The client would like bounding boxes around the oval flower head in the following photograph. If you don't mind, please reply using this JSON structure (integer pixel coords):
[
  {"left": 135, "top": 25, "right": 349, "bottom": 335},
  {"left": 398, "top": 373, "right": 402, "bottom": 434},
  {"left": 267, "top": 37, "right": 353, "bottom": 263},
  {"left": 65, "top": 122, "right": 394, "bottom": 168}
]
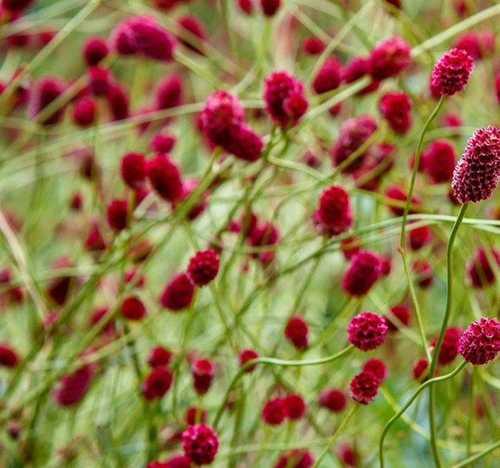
[
  {"left": 451, "top": 126, "right": 500, "bottom": 203},
  {"left": 431, "top": 48, "right": 474, "bottom": 97}
]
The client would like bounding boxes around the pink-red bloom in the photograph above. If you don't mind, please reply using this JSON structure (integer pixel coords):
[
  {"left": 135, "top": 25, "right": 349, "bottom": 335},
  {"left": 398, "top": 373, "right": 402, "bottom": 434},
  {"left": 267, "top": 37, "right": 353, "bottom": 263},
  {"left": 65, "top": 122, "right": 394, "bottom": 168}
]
[
  {"left": 285, "top": 315, "right": 309, "bottom": 350},
  {"left": 342, "top": 251, "right": 382, "bottom": 297},
  {"left": 182, "top": 424, "right": 219, "bottom": 465},
  {"left": 160, "top": 273, "right": 195, "bottom": 311},
  {"left": 348, "top": 312, "right": 388, "bottom": 351},
  {"left": 187, "top": 249, "right": 220, "bottom": 287},
  {"left": 350, "top": 370, "right": 380, "bottom": 405},
  {"left": 430, "top": 48, "right": 474, "bottom": 97},
  {"left": 458, "top": 318, "right": 499, "bottom": 365},
  {"left": 313, "top": 185, "right": 353, "bottom": 236},
  {"left": 319, "top": 388, "right": 347, "bottom": 413},
  {"left": 312, "top": 58, "right": 342, "bottom": 95},
  {"left": 421, "top": 139, "right": 457, "bottom": 183},
  {"left": 378, "top": 91, "right": 412, "bottom": 134},
  {"left": 369, "top": 37, "right": 411, "bottom": 81}
]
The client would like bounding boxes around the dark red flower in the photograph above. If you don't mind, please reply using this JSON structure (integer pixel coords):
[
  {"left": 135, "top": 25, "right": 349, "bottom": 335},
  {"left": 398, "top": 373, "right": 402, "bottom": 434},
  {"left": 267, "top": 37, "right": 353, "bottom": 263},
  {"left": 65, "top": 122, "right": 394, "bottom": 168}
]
[
  {"left": 28, "top": 76, "right": 66, "bottom": 125},
  {"left": 378, "top": 91, "right": 412, "bottom": 134},
  {"left": 412, "top": 358, "right": 429, "bottom": 381},
  {"left": 88, "top": 66, "right": 112, "bottom": 96},
  {"left": 369, "top": 37, "right": 411, "bottom": 81},
  {"left": 342, "top": 250, "right": 382, "bottom": 297},
  {"left": 192, "top": 358, "right": 215, "bottom": 395},
  {"left": 285, "top": 315, "right": 309, "bottom": 350},
  {"left": 275, "top": 450, "right": 314, "bottom": 468},
  {"left": 260, "top": 0, "right": 281, "bottom": 17},
  {"left": 107, "top": 82, "right": 130, "bottom": 120},
  {"left": 350, "top": 370, "right": 380, "bottom": 405},
  {"left": 363, "top": 358, "right": 388, "bottom": 383},
  {"left": 148, "top": 455, "right": 191, "bottom": 468},
  {"left": 72, "top": 96, "right": 97, "bottom": 127},
  {"left": 121, "top": 152, "right": 147, "bottom": 190},
  {"left": 330, "top": 116, "right": 377, "bottom": 173},
  {"left": 83, "top": 36, "right": 109, "bottom": 66},
  {"left": 264, "top": 71, "right": 308, "bottom": 127},
  {"left": 430, "top": 48, "right": 474, "bottom": 97},
  {"left": 348, "top": 311, "right": 388, "bottom": 351},
  {"left": 409, "top": 225, "right": 432, "bottom": 251},
  {"left": 160, "top": 273, "right": 195, "bottom": 312},
  {"left": 337, "top": 443, "right": 359, "bottom": 466},
  {"left": 182, "top": 424, "right": 219, "bottom": 465},
  {"left": 386, "top": 304, "right": 411, "bottom": 332},
  {"left": 312, "top": 58, "right": 342, "bottom": 95},
  {"left": 3, "top": 0, "right": 34, "bottom": 12},
  {"left": 454, "top": 32, "right": 495, "bottom": 61},
  {"left": 152, "top": 133, "right": 176, "bottom": 153},
  {"left": 187, "top": 249, "right": 220, "bottom": 286},
  {"left": 262, "top": 397, "right": 286, "bottom": 425},
  {"left": 148, "top": 346, "right": 172, "bottom": 368},
  {"left": 107, "top": 199, "right": 129, "bottom": 232},
  {"left": 303, "top": 37, "right": 325, "bottom": 55},
  {"left": 467, "top": 248, "right": 500, "bottom": 288},
  {"left": 84, "top": 222, "right": 106, "bottom": 252},
  {"left": 451, "top": 126, "right": 500, "bottom": 203},
  {"left": 342, "top": 56, "right": 379, "bottom": 95},
  {"left": 46, "top": 256, "right": 74, "bottom": 306},
  {"left": 313, "top": 185, "right": 353, "bottom": 236},
  {"left": 143, "top": 366, "right": 173, "bottom": 400},
  {"left": 111, "top": 16, "right": 176, "bottom": 62},
  {"left": 238, "top": 0, "right": 254, "bottom": 15},
  {"left": 421, "top": 139, "right": 457, "bottom": 184},
  {"left": 0, "top": 344, "right": 20, "bottom": 368},
  {"left": 121, "top": 295, "right": 147, "bottom": 321},
  {"left": 433, "top": 327, "right": 462, "bottom": 366},
  {"left": 385, "top": 185, "right": 421, "bottom": 216},
  {"left": 284, "top": 393, "right": 307, "bottom": 420},
  {"left": 54, "top": 364, "right": 95, "bottom": 407},
  {"left": 155, "top": 74, "right": 183, "bottom": 110},
  {"left": 178, "top": 15, "right": 206, "bottom": 53},
  {"left": 224, "top": 124, "right": 264, "bottom": 162},
  {"left": 147, "top": 154, "right": 184, "bottom": 203},
  {"left": 458, "top": 317, "right": 500, "bottom": 365},
  {"left": 239, "top": 348, "right": 259, "bottom": 372},
  {"left": 319, "top": 388, "right": 347, "bottom": 413}
]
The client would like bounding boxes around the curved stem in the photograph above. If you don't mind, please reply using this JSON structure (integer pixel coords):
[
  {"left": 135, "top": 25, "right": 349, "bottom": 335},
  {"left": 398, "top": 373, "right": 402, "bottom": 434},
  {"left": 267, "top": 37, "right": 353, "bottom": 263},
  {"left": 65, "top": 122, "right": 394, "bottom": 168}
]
[
  {"left": 452, "top": 439, "right": 500, "bottom": 468},
  {"left": 212, "top": 345, "right": 354, "bottom": 430},
  {"left": 379, "top": 361, "right": 467, "bottom": 468},
  {"left": 428, "top": 203, "right": 468, "bottom": 467}
]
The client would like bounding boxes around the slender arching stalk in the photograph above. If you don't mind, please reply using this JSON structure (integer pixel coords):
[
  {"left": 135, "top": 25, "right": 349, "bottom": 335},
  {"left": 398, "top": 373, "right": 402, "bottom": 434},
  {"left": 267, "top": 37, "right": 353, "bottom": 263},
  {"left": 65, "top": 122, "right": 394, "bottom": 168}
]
[
  {"left": 379, "top": 361, "right": 467, "bottom": 468},
  {"left": 212, "top": 345, "right": 354, "bottom": 430},
  {"left": 428, "top": 204, "right": 468, "bottom": 467}
]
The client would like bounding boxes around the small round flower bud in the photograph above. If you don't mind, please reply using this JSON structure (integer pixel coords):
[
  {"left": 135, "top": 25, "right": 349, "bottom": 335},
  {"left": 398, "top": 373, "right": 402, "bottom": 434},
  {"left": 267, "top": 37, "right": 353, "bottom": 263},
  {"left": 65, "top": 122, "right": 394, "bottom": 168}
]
[{"left": 458, "top": 317, "right": 499, "bottom": 365}]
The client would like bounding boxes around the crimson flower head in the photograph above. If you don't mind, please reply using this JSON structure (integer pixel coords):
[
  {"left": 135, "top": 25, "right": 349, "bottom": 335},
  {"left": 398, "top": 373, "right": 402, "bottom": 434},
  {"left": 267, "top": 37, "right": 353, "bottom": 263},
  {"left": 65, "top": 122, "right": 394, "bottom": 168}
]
[
  {"left": 224, "top": 124, "right": 264, "bottom": 162},
  {"left": 312, "top": 57, "right": 342, "bottom": 95},
  {"left": 72, "top": 96, "right": 97, "bottom": 128},
  {"left": 177, "top": 15, "right": 206, "bottom": 53},
  {"left": 378, "top": 91, "right": 412, "bottom": 134},
  {"left": 54, "top": 364, "right": 95, "bottom": 407},
  {"left": 238, "top": 0, "right": 254, "bottom": 15},
  {"left": 451, "top": 126, "right": 500, "bottom": 203},
  {"left": 337, "top": 443, "right": 359, "bottom": 467},
  {"left": 121, "top": 295, "right": 147, "bottom": 321},
  {"left": 148, "top": 346, "right": 172, "bottom": 368},
  {"left": 363, "top": 358, "right": 388, "bottom": 383},
  {"left": 187, "top": 249, "right": 220, "bottom": 287},
  {"left": 28, "top": 76, "right": 66, "bottom": 125},
  {"left": 260, "top": 0, "right": 281, "bottom": 17},
  {"left": 303, "top": 37, "right": 325, "bottom": 55},
  {"left": 319, "top": 388, "right": 347, "bottom": 413},
  {"left": 107, "top": 199, "right": 129, "bottom": 232},
  {"left": 3, "top": 0, "right": 34, "bottom": 12},
  {"left": 264, "top": 71, "right": 308, "bottom": 127},
  {"left": 147, "top": 154, "right": 184, "bottom": 203},
  {"left": 431, "top": 48, "right": 474, "bottom": 97},
  {"left": 350, "top": 370, "right": 381, "bottom": 405},
  {"left": 369, "top": 36, "right": 411, "bottom": 81},
  {"left": 154, "top": 74, "right": 183, "bottom": 110},
  {"left": 421, "top": 139, "right": 457, "bottom": 184},
  {"left": 148, "top": 455, "right": 191, "bottom": 468},
  {"left": 313, "top": 185, "right": 353, "bottom": 236},
  {"left": 160, "top": 273, "right": 195, "bottom": 312},
  {"left": 84, "top": 222, "right": 106, "bottom": 252},
  {"left": 285, "top": 315, "right": 309, "bottom": 350},
  {"left": 330, "top": 115, "right": 377, "bottom": 173},
  {"left": 143, "top": 367, "right": 173, "bottom": 400},
  {"left": 284, "top": 393, "right": 307, "bottom": 420},
  {"left": 83, "top": 36, "right": 109, "bottom": 66},
  {"left": 348, "top": 311, "right": 388, "bottom": 351},
  {"left": 152, "top": 133, "right": 176, "bottom": 154},
  {"left": 88, "top": 66, "right": 112, "bottom": 96},
  {"left": 107, "top": 82, "right": 130, "bottom": 121},
  {"left": 0, "top": 344, "right": 20, "bottom": 368},
  {"left": 186, "top": 406, "right": 207, "bottom": 426},
  {"left": 343, "top": 56, "right": 379, "bottom": 95},
  {"left": 454, "top": 32, "right": 495, "bottom": 61},
  {"left": 200, "top": 90, "right": 244, "bottom": 146},
  {"left": 412, "top": 358, "right": 429, "bottom": 381},
  {"left": 467, "top": 248, "right": 500, "bottom": 289},
  {"left": 275, "top": 450, "right": 314, "bottom": 468},
  {"left": 111, "top": 16, "right": 176, "bottom": 62},
  {"left": 191, "top": 358, "right": 215, "bottom": 395},
  {"left": 121, "top": 152, "right": 147, "bottom": 190},
  {"left": 459, "top": 317, "right": 500, "bottom": 365},
  {"left": 342, "top": 250, "right": 382, "bottom": 297},
  {"left": 262, "top": 397, "right": 286, "bottom": 425},
  {"left": 239, "top": 348, "right": 259, "bottom": 372},
  {"left": 385, "top": 185, "right": 421, "bottom": 216},
  {"left": 409, "top": 225, "right": 433, "bottom": 251},
  {"left": 433, "top": 327, "right": 462, "bottom": 366},
  {"left": 386, "top": 304, "right": 411, "bottom": 332},
  {"left": 182, "top": 424, "right": 219, "bottom": 465}
]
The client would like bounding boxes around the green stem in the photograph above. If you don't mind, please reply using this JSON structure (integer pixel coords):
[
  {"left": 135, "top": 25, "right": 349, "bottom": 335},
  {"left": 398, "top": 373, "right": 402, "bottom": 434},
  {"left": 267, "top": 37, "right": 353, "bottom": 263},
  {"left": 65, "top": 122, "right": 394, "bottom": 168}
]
[
  {"left": 212, "top": 345, "right": 354, "bottom": 430},
  {"left": 428, "top": 204, "right": 468, "bottom": 468},
  {"left": 452, "top": 439, "right": 500, "bottom": 468},
  {"left": 379, "top": 361, "right": 467, "bottom": 468}
]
